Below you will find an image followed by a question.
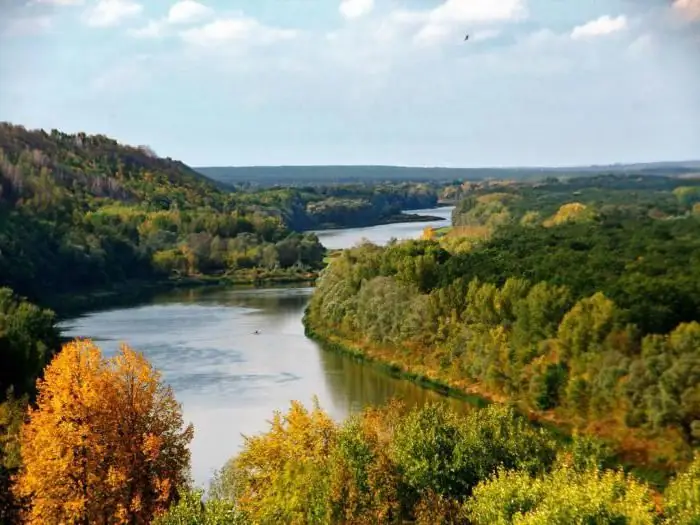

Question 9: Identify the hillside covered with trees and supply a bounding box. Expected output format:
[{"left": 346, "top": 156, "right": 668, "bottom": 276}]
[
  {"left": 0, "top": 123, "right": 328, "bottom": 304},
  {"left": 306, "top": 175, "right": 700, "bottom": 475},
  {"left": 0, "top": 123, "right": 442, "bottom": 306}
]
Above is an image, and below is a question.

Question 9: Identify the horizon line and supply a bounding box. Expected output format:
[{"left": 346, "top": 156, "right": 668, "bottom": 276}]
[{"left": 195, "top": 160, "right": 700, "bottom": 170}]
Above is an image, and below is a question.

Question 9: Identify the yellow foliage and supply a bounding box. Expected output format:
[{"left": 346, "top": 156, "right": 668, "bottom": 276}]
[
  {"left": 421, "top": 226, "right": 436, "bottom": 241},
  {"left": 14, "top": 340, "right": 193, "bottom": 525},
  {"left": 445, "top": 225, "right": 491, "bottom": 240},
  {"left": 543, "top": 202, "right": 594, "bottom": 227},
  {"left": 439, "top": 225, "right": 492, "bottom": 254},
  {"left": 230, "top": 399, "right": 337, "bottom": 523}
]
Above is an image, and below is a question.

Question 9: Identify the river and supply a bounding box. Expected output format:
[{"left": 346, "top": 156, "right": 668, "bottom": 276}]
[{"left": 59, "top": 206, "right": 460, "bottom": 488}]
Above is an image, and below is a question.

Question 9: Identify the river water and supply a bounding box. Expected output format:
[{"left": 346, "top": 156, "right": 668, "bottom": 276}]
[{"left": 59, "top": 206, "right": 459, "bottom": 488}]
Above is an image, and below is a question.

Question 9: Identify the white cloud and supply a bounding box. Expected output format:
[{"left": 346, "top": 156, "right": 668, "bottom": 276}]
[
  {"left": 83, "top": 0, "right": 143, "bottom": 27},
  {"left": 404, "top": 0, "right": 526, "bottom": 46},
  {"left": 673, "top": 0, "right": 700, "bottom": 20},
  {"left": 181, "top": 15, "right": 297, "bottom": 47},
  {"left": 571, "top": 15, "right": 627, "bottom": 40},
  {"left": 130, "top": 0, "right": 211, "bottom": 38},
  {"left": 167, "top": 0, "right": 212, "bottom": 25},
  {"left": 339, "top": 0, "right": 374, "bottom": 20}
]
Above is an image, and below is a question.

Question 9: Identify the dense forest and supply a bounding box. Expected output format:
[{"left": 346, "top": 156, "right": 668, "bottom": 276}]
[
  {"left": 0, "top": 123, "right": 439, "bottom": 306},
  {"left": 307, "top": 175, "right": 700, "bottom": 475}
]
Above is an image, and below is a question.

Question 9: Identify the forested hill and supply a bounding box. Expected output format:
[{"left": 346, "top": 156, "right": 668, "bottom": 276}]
[
  {"left": 197, "top": 161, "right": 700, "bottom": 187},
  {"left": 0, "top": 123, "right": 326, "bottom": 304},
  {"left": 0, "top": 123, "right": 228, "bottom": 202}
]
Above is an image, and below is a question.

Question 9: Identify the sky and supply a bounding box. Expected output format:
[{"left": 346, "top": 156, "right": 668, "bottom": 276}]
[{"left": 0, "top": 0, "right": 699, "bottom": 167}]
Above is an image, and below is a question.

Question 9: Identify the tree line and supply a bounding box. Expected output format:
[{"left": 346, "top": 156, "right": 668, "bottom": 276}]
[{"left": 182, "top": 399, "right": 698, "bottom": 524}]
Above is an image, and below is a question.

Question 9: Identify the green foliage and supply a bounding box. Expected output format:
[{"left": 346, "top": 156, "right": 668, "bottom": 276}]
[
  {"left": 213, "top": 400, "right": 679, "bottom": 524},
  {"left": 468, "top": 466, "right": 658, "bottom": 524},
  {"left": 153, "top": 490, "right": 244, "bottom": 525},
  {"left": 663, "top": 453, "right": 700, "bottom": 524},
  {"left": 391, "top": 404, "right": 556, "bottom": 500},
  {"left": 0, "top": 393, "right": 29, "bottom": 523},
  {"left": 0, "top": 288, "right": 58, "bottom": 522},
  {"left": 0, "top": 124, "right": 443, "bottom": 306},
  {"left": 0, "top": 287, "right": 59, "bottom": 399},
  {"left": 0, "top": 124, "right": 333, "bottom": 302}
]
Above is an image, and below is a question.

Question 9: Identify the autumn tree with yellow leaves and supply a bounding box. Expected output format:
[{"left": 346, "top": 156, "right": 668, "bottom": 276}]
[{"left": 14, "top": 340, "right": 193, "bottom": 525}]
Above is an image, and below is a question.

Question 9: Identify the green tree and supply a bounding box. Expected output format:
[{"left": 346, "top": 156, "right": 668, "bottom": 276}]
[{"left": 664, "top": 453, "right": 700, "bottom": 524}]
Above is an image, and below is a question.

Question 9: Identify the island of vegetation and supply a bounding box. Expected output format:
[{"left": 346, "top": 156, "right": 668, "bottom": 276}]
[{"left": 2, "top": 122, "right": 700, "bottom": 523}]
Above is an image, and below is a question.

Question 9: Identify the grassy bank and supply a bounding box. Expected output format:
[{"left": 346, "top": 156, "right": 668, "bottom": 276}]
[{"left": 302, "top": 310, "right": 675, "bottom": 490}]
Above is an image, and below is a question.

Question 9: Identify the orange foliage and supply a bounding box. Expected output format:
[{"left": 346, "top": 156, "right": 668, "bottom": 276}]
[
  {"left": 14, "top": 340, "right": 193, "bottom": 525},
  {"left": 421, "top": 226, "right": 436, "bottom": 241}
]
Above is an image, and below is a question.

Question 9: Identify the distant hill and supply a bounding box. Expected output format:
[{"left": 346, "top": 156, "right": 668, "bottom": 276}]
[{"left": 197, "top": 162, "right": 700, "bottom": 187}]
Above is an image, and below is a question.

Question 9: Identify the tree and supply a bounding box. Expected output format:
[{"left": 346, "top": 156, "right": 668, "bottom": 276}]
[
  {"left": 215, "top": 399, "right": 336, "bottom": 524},
  {"left": 664, "top": 453, "right": 700, "bottom": 524},
  {"left": 467, "top": 466, "right": 657, "bottom": 524},
  {"left": 0, "top": 287, "right": 60, "bottom": 398},
  {"left": 152, "top": 489, "right": 244, "bottom": 525},
  {"left": 0, "top": 392, "right": 28, "bottom": 523},
  {"left": 14, "top": 340, "right": 193, "bottom": 525}
]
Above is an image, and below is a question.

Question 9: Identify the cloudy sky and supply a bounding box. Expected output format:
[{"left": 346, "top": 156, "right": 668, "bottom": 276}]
[{"left": 1, "top": 0, "right": 699, "bottom": 167}]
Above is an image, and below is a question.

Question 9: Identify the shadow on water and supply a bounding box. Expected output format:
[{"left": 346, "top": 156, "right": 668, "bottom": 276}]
[{"left": 316, "top": 345, "right": 475, "bottom": 418}]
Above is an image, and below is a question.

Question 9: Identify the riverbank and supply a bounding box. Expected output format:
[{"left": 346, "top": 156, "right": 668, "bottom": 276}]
[
  {"left": 302, "top": 309, "right": 489, "bottom": 409},
  {"left": 302, "top": 312, "right": 678, "bottom": 490},
  {"left": 47, "top": 270, "right": 318, "bottom": 319}
]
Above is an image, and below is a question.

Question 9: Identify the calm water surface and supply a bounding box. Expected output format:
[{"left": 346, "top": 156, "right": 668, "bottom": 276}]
[
  {"left": 59, "top": 206, "right": 464, "bottom": 488},
  {"left": 313, "top": 206, "right": 453, "bottom": 249}
]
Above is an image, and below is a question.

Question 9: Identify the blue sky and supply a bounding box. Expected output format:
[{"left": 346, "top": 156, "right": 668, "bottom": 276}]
[{"left": 1, "top": 0, "right": 699, "bottom": 167}]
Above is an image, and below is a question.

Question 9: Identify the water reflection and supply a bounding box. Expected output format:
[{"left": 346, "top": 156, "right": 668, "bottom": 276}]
[{"left": 317, "top": 346, "right": 474, "bottom": 419}]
